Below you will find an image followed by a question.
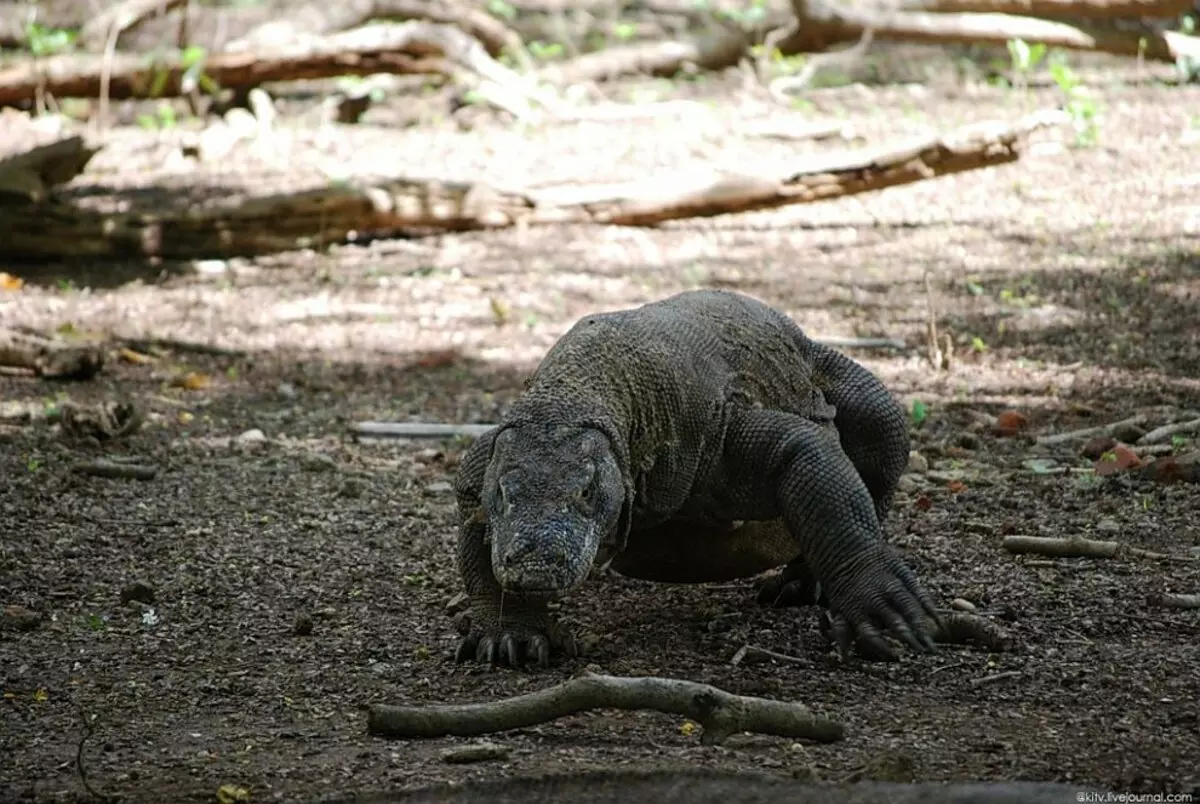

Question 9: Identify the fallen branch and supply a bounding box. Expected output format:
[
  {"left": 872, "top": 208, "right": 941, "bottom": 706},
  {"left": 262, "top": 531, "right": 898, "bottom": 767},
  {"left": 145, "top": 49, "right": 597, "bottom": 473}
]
[
  {"left": 1147, "top": 592, "right": 1200, "bottom": 610},
  {"left": 1001, "top": 535, "right": 1184, "bottom": 561},
  {"left": 896, "top": 0, "right": 1192, "bottom": 18},
  {"left": 969, "top": 670, "right": 1022, "bottom": 688},
  {"left": 352, "top": 422, "right": 496, "bottom": 439},
  {"left": 71, "top": 460, "right": 158, "bottom": 481},
  {"left": 0, "top": 22, "right": 504, "bottom": 106},
  {"left": 0, "top": 327, "right": 105, "bottom": 381},
  {"left": 0, "top": 110, "right": 1068, "bottom": 261},
  {"left": 1034, "top": 414, "right": 1148, "bottom": 446},
  {"left": 366, "top": 671, "right": 844, "bottom": 745},
  {"left": 730, "top": 643, "right": 810, "bottom": 667},
  {"left": 1138, "top": 417, "right": 1200, "bottom": 446},
  {"left": 77, "top": 0, "right": 189, "bottom": 51},
  {"left": 537, "top": 27, "right": 751, "bottom": 85},
  {"left": 777, "top": 0, "right": 1200, "bottom": 65}
]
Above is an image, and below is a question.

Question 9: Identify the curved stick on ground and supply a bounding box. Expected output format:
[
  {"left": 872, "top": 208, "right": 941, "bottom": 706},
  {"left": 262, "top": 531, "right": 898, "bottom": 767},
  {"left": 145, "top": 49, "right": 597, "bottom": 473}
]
[
  {"left": 1000, "top": 535, "right": 1185, "bottom": 561},
  {"left": 931, "top": 612, "right": 1012, "bottom": 651},
  {"left": 1138, "top": 417, "right": 1200, "bottom": 445},
  {"left": 366, "top": 671, "right": 843, "bottom": 745},
  {"left": 1147, "top": 592, "right": 1200, "bottom": 610}
]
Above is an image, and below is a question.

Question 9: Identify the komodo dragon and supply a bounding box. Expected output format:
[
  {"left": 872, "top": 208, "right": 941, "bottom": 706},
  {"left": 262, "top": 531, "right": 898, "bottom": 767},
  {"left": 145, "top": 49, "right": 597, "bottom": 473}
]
[
  {"left": 452, "top": 289, "right": 939, "bottom": 667},
  {"left": 311, "top": 769, "right": 1093, "bottom": 803}
]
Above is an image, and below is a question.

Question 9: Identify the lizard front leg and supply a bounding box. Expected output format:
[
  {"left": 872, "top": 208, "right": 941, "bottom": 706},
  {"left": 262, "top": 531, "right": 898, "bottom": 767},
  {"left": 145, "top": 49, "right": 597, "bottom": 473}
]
[
  {"left": 452, "top": 431, "right": 577, "bottom": 668},
  {"left": 722, "top": 408, "right": 940, "bottom": 660}
]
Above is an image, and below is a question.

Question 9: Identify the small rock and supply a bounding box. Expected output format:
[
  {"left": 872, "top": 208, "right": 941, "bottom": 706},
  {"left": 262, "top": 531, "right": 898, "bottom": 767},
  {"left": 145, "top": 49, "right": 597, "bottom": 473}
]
[
  {"left": 120, "top": 581, "right": 156, "bottom": 605},
  {"left": 1, "top": 604, "right": 41, "bottom": 632},
  {"left": 950, "top": 598, "right": 977, "bottom": 613},
  {"left": 338, "top": 478, "right": 364, "bottom": 498},
  {"left": 954, "top": 432, "right": 981, "bottom": 451},
  {"left": 896, "top": 475, "right": 919, "bottom": 494},
  {"left": 441, "top": 741, "right": 510, "bottom": 764},
  {"left": 1095, "top": 518, "right": 1120, "bottom": 535},
  {"left": 293, "top": 613, "right": 314, "bottom": 636},
  {"left": 425, "top": 480, "right": 453, "bottom": 494},
  {"left": 277, "top": 382, "right": 297, "bottom": 400},
  {"left": 236, "top": 428, "right": 267, "bottom": 446},
  {"left": 1189, "top": 546, "right": 1200, "bottom": 559},
  {"left": 993, "top": 410, "right": 1029, "bottom": 438},
  {"left": 301, "top": 453, "right": 336, "bottom": 473},
  {"left": 1111, "top": 422, "right": 1148, "bottom": 444},
  {"left": 1081, "top": 435, "right": 1118, "bottom": 460},
  {"left": 906, "top": 451, "right": 929, "bottom": 474}
]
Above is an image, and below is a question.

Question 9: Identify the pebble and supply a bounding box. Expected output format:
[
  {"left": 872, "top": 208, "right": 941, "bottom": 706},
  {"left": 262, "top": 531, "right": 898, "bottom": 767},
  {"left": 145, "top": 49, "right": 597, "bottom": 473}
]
[
  {"left": 906, "top": 451, "right": 929, "bottom": 474},
  {"left": 896, "top": 475, "right": 919, "bottom": 494},
  {"left": 293, "top": 613, "right": 314, "bottom": 636},
  {"left": 337, "top": 478, "right": 364, "bottom": 498},
  {"left": 1095, "top": 518, "right": 1121, "bottom": 535},
  {"left": 120, "top": 581, "right": 156, "bottom": 605},
  {"left": 236, "top": 428, "right": 267, "bottom": 445},
  {"left": 950, "top": 598, "right": 978, "bottom": 613},
  {"left": 425, "top": 481, "right": 453, "bottom": 494},
  {"left": 277, "top": 382, "right": 297, "bottom": 400},
  {"left": 1111, "top": 423, "right": 1148, "bottom": 444},
  {"left": 301, "top": 453, "right": 336, "bottom": 473},
  {"left": 1080, "top": 435, "right": 1118, "bottom": 460},
  {"left": 441, "top": 741, "right": 510, "bottom": 764}
]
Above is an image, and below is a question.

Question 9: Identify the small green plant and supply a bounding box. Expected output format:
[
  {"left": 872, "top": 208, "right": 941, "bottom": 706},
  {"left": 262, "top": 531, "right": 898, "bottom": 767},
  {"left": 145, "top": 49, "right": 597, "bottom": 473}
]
[
  {"left": 970, "top": 336, "right": 988, "bottom": 353},
  {"left": 910, "top": 399, "right": 928, "bottom": 427},
  {"left": 1048, "top": 53, "right": 1099, "bottom": 146},
  {"left": 26, "top": 23, "right": 76, "bottom": 57},
  {"left": 25, "top": 455, "right": 41, "bottom": 472},
  {"left": 137, "top": 101, "right": 178, "bottom": 130},
  {"left": 1172, "top": 433, "right": 1189, "bottom": 451},
  {"left": 1006, "top": 38, "right": 1046, "bottom": 92},
  {"left": 527, "top": 40, "right": 565, "bottom": 61},
  {"left": 180, "top": 46, "right": 219, "bottom": 95},
  {"left": 612, "top": 21, "right": 638, "bottom": 41},
  {"left": 487, "top": 0, "right": 517, "bottom": 19}
]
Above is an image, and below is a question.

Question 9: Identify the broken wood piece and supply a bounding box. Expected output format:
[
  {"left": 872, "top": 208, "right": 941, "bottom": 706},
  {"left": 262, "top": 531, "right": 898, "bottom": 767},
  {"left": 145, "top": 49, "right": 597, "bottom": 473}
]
[
  {"left": 60, "top": 400, "right": 144, "bottom": 441},
  {"left": 352, "top": 422, "right": 495, "bottom": 439},
  {"left": 71, "top": 460, "right": 158, "bottom": 481},
  {"left": 1147, "top": 592, "right": 1200, "bottom": 610},
  {"left": 0, "top": 327, "right": 105, "bottom": 380},
  {"left": 1001, "top": 535, "right": 1177, "bottom": 561},
  {"left": 1138, "top": 417, "right": 1200, "bottom": 446},
  {"left": 367, "top": 671, "right": 843, "bottom": 745},
  {"left": 931, "top": 612, "right": 1012, "bottom": 652},
  {"left": 1034, "top": 414, "right": 1148, "bottom": 446},
  {"left": 0, "top": 137, "right": 101, "bottom": 203},
  {"left": 730, "top": 643, "right": 810, "bottom": 667},
  {"left": 896, "top": 0, "right": 1193, "bottom": 19}
]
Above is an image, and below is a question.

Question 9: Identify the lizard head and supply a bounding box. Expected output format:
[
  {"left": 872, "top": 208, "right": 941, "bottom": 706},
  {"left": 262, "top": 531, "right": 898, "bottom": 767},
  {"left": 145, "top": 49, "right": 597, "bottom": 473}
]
[{"left": 482, "top": 423, "right": 627, "bottom": 596}]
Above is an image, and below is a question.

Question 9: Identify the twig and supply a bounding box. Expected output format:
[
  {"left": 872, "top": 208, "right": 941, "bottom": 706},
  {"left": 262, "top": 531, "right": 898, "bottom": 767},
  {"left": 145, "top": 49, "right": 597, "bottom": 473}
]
[
  {"left": 730, "top": 643, "right": 810, "bottom": 667},
  {"left": 76, "top": 706, "right": 118, "bottom": 803},
  {"left": 1147, "top": 592, "right": 1200, "bottom": 610},
  {"left": 351, "top": 422, "right": 495, "bottom": 439},
  {"left": 1138, "top": 417, "right": 1200, "bottom": 445},
  {"left": 969, "top": 670, "right": 1022, "bottom": 688},
  {"left": 1034, "top": 414, "right": 1148, "bottom": 446},
  {"left": 1001, "top": 535, "right": 1186, "bottom": 561},
  {"left": 71, "top": 460, "right": 158, "bottom": 481},
  {"left": 366, "top": 671, "right": 844, "bottom": 745},
  {"left": 811, "top": 336, "right": 905, "bottom": 350}
]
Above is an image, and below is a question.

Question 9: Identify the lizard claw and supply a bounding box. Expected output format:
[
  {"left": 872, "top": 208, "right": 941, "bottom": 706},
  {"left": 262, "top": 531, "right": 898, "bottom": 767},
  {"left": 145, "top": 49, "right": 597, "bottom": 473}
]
[
  {"left": 454, "top": 619, "right": 573, "bottom": 669},
  {"left": 823, "top": 546, "right": 941, "bottom": 661}
]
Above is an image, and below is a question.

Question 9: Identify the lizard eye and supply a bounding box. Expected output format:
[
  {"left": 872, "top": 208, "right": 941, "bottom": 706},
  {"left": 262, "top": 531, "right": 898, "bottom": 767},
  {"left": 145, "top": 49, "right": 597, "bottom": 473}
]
[{"left": 578, "top": 484, "right": 594, "bottom": 506}]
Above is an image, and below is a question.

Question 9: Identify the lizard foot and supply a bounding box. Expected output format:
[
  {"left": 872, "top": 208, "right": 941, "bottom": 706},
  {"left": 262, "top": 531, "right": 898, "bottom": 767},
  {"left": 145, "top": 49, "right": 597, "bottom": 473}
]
[
  {"left": 822, "top": 544, "right": 942, "bottom": 662},
  {"left": 453, "top": 607, "right": 577, "bottom": 669}
]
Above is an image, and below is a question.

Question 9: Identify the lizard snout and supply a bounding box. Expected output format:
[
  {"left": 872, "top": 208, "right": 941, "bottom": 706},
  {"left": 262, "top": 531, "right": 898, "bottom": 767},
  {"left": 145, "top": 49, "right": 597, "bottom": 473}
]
[{"left": 493, "top": 526, "right": 585, "bottom": 594}]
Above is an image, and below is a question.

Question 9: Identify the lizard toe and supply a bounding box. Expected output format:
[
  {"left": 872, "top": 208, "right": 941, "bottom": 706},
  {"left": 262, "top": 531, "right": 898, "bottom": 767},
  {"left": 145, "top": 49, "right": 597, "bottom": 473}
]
[
  {"left": 499, "top": 634, "right": 524, "bottom": 668},
  {"left": 529, "top": 633, "right": 552, "bottom": 668},
  {"left": 477, "top": 636, "right": 500, "bottom": 666},
  {"left": 454, "top": 634, "right": 480, "bottom": 664}
]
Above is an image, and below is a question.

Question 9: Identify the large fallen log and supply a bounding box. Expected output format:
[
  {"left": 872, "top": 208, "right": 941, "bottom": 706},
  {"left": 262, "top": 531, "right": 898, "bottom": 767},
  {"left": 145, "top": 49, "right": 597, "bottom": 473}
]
[
  {"left": 0, "top": 135, "right": 100, "bottom": 202},
  {"left": 0, "top": 109, "right": 1067, "bottom": 261}
]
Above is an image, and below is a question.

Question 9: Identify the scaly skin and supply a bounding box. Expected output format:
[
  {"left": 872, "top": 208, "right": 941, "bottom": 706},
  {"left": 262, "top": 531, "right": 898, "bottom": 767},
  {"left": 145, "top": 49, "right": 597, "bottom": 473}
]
[{"left": 453, "top": 289, "right": 937, "bottom": 667}]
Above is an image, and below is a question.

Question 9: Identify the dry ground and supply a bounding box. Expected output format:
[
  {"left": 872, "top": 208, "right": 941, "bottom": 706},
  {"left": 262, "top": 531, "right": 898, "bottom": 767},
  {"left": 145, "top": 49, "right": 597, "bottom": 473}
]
[{"left": 2, "top": 58, "right": 1200, "bottom": 804}]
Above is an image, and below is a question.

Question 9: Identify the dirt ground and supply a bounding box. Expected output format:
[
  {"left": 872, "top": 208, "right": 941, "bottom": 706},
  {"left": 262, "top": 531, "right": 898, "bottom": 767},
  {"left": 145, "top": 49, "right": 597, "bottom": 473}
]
[{"left": 2, "top": 56, "right": 1200, "bottom": 804}]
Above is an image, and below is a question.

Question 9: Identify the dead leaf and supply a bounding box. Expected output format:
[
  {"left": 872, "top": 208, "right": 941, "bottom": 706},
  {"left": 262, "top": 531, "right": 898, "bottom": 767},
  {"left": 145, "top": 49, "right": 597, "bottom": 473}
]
[
  {"left": 0, "top": 272, "right": 23, "bottom": 291},
  {"left": 118, "top": 348, "right": 156, "bottom": 365},
  {"left": 914, "top": 495, "right": 933, "bottom": 511},
  {"left": 1094, "top": 444, "right": 1142, "bottom": 477},
  {"left": 1140, "top": 452, "right": 1200, "bottom": 484},
  {"left": 171, "top": 372, "right": 211, "bottom": 391},
  {"left": 947, "top": 480, "right": 968, "bottom": 493},
  {"left": 993, "top": 410, "right": 1028, "bottom": 437},
  {"left": 413, "top": 349, "right": 461, "bottom": 370},
  {"left": 1080, "top": 435, "right": 1117, "bottom": 460}
]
